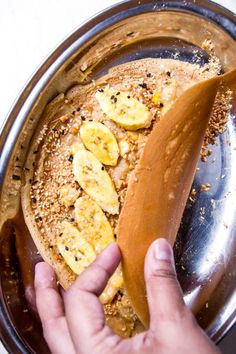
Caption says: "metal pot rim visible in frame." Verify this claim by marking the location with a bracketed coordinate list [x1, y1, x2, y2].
[0, 1, 236, 352]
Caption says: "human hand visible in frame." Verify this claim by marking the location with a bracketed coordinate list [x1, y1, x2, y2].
[35, 238, 221, 354]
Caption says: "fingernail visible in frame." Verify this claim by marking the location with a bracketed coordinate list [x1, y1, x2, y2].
[153, 238, 174, 263]
[34, 262, 55, 288]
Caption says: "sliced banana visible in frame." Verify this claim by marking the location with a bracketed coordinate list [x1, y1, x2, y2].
[128, 131, 139, 141]
[162, 79, 178, 102]
[75, 196, 114, 253]
[59, 185, 80, 207]
[100, 266, 124, 304]
[95, 86, 152, 131]
[70, 142, 86, 156]
[161, 79, 178, 116]
[80, 122, 119, 166]
[118, 140, 130, 157]
[73, 150, 119, 214]
[58, 222, 96, 275]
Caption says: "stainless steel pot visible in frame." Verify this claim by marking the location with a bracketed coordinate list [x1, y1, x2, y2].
[0, 1, 236, 353]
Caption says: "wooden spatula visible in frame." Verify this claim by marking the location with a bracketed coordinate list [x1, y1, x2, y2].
[117, 68, 236, 328]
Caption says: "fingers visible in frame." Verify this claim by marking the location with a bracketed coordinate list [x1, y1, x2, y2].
[35, 262, 64, 320]
[25, 285, 37, 312]
[35, 262, 75, 354]
[64, 243, 121, 352]
[144, 238, 188, 330]
[72, 242, 121, 296]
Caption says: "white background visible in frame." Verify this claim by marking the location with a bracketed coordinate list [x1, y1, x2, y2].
[0, 1, 235, 353]
[0, 0, 235, 122]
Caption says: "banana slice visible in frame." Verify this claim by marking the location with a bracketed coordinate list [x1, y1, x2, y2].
[128, 131, 139, 141]
[58, 220, 122, 303]
[161, 79, 178, 116]
[110, 265, 123, 289]
[59, 185, 80, 207]
[118, 140, 130, 157]
[75, 196, 114, 253]
[58, 222, 96, 275]
[100, 266, 124, 304]
[80, 122, 119, 166]
[70, 142, 86, 156]
[162, 79, 178, 102]
[95, 86, 152, 131]
[73, 150, 119, 214]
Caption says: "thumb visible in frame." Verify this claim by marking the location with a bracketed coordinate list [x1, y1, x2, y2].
[144, 238, 187, 330]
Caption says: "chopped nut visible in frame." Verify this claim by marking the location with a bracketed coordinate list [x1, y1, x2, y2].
[60, 115, 69, 123]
